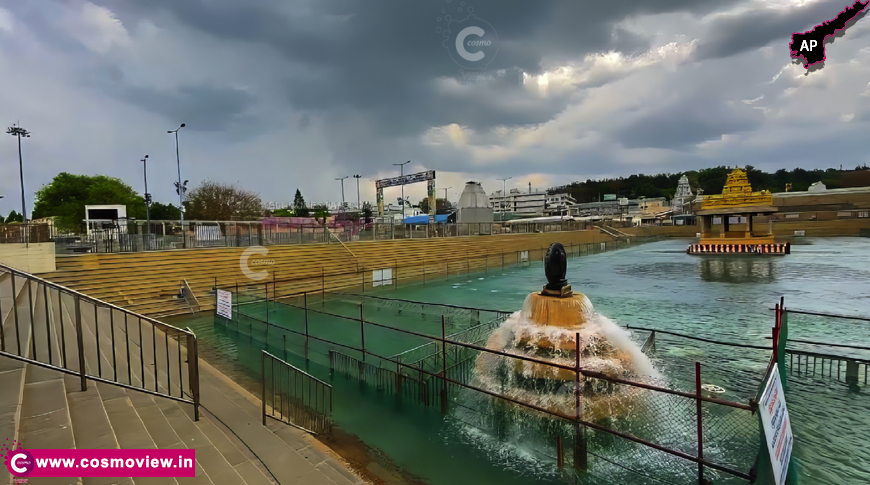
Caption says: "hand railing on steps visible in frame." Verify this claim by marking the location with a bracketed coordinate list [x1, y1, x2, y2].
[0, 262, 200, 420]
[261, 350, 332, 434]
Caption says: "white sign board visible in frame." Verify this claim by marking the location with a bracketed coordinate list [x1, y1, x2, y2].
[372, 268, 393, 287]
[216, 290, 233, 320]
[794, 230, 805, 237]
[759, 364, 793, 485]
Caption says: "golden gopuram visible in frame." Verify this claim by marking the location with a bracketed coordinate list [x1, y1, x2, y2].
[688, 168, 790, 255]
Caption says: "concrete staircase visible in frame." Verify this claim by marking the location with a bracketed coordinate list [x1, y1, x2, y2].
[596, 224, 631, 239]
[0, 268, 364, 485]
[42, 230, 614, 318]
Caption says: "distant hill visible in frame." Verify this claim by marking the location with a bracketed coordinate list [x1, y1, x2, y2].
[548, 165, 870, 203]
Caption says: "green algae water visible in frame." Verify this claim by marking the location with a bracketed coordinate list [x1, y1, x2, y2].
[167, 237, 870, 485]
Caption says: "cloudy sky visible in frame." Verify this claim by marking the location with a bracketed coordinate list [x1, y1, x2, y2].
[2, 0, 869, 216]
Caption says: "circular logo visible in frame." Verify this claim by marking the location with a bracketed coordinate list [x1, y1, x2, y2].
[6, 450, 34, 477]
[443, 15, 498, 70]
[240, 246, 270, 281]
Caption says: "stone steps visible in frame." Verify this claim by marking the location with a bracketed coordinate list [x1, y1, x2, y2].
[1, 268, 362, 485]
[0, 275, 272, 485]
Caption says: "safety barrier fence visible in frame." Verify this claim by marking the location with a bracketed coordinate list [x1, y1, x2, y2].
[50, 219, 600, 254]
[217, 287, 760, 484]
[261, 350, 332, 434]
[221, 237, 667, 311]
[0, 262, 200, 419]
[627, 316, 870, 387]
[0, 223, 52, 244]
[771, 307, 870, 386]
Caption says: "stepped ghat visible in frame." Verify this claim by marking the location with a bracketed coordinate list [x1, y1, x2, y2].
[689, 168, 790, 255]
[0, 264, 365, 485]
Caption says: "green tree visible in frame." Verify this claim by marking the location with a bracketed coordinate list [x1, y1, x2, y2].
[293, 189, 309, 217]
[32, 173, 145, 232]
[4, 210, 23, 223]
[312, 203, 330, 224]
[273, 208, 294, 217]
[362, 201, 373, 224]
[184, 180, 263, 221]
[149, 202, 181, 220]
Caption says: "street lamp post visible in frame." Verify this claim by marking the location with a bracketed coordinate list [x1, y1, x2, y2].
[140, 155, 151, 235]
[498, 177, 512, 221]
[167, 123, 186, 247]
[353, 174, 362, 210]
[441, 186, 452, 213]
[6, 124, 30, 248]
[393, 161, 410, 220]
[336, 176, 348, 210]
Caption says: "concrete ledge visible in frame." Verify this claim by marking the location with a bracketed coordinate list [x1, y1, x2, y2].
[0, 243, 56, 273]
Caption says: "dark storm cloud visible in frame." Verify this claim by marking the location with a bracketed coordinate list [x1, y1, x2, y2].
[92, 0, 744, 137]
[692, 0, 849, 61]
[121, 85, 257, 132]
[614, 96, 764, 150]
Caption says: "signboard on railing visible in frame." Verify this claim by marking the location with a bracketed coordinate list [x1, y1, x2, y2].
[216, 289, 233, 320]
[759, 363, 793, 485]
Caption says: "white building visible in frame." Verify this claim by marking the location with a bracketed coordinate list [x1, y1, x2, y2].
[457, 181, 493, 223]
[489, 188, 548, 218]
[545, 193, 577, 216]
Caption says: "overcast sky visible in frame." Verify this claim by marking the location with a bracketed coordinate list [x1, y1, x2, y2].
[2, 0, 869, 216]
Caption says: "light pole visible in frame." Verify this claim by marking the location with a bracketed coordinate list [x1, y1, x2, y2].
[498, 177, 511, 221]
[167, 123, 186, 247]
[140, 155, 151, 234]
[393, 161, 410, 220]
[441, 186, 452, 213]
[353, 174, 362, 210]
[6, 124, 30, 247]
[336, 176, 348, 210]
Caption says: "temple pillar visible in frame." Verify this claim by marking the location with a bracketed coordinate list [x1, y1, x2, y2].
[748, 213, 754, 236]
[723, 215, 730, 236]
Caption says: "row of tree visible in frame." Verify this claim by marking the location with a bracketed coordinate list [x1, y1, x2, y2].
[549, 166, 854, 203]
[24, 173, 381, 232]
[28, 173, 301, 232]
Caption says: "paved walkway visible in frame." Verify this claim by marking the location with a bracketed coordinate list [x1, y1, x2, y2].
[196, 358, 368, 485]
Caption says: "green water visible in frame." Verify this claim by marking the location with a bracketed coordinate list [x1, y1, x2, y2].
[168, 237, 870, 485]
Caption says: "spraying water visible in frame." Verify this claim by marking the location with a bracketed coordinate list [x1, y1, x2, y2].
[475, 293, 662, 420]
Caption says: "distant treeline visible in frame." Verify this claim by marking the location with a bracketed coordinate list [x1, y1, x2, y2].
[549, 166, 855, 203]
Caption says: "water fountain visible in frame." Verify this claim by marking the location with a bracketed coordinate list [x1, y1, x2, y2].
[476, 242, 659, 420]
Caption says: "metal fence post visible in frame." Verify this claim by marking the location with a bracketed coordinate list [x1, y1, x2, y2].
[441, 315, 447, 414]
[261, 351, 267, 426]
[321, 267, 325, 306]
[359, 303, 366, 362]
[10, 273, 21, 354]
[304, 292, 310, 360]
[188, 334, 200, 421]
[27, 281, 35, 359]
[75, 296, 87, 391]
[696, 362, 704, 484]
[574, 331, 587, 471]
